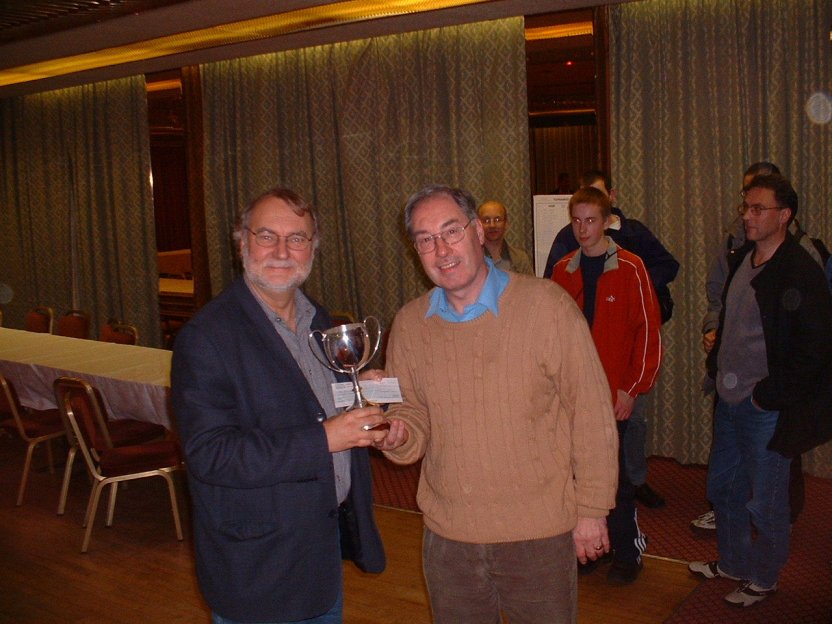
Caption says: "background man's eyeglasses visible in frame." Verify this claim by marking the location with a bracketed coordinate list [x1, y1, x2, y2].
[480, 216, 505, 225]
[737, 203, 785, 217]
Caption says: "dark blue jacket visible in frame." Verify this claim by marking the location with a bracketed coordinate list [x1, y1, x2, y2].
[171, 278, 384, 622]
[707, 234, 832, 456]
[543, 207, 680, 322]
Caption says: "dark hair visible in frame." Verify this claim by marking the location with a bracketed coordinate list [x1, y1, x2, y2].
[743, 161, 781, 179]
[568, 186, 612, 219]
[745, 174, 798, 224]
[233, 186, 319, 245]
[579, 169, 612, 193]
[404, 184, 477, 236]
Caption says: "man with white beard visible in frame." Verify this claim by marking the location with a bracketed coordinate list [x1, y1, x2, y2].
[172, 187, 392, 623]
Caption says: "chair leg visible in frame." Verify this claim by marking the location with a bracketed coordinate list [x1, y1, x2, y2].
[162, 472, 184, 541]
[81, 480, 107, 553]
[105, 482, 119, 527]
[45, 439, 55, 474]
[57, 446, 77, 515]
[16, 442, 37, 506]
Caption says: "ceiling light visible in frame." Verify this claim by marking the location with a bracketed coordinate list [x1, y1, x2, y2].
[525, 21, 592, 41]
[0, 0, 488, 88]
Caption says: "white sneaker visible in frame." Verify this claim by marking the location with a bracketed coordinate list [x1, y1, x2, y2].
[688, 560, 743, 581]
[690, 510, 716, 531]
[724, 581, 777, 607]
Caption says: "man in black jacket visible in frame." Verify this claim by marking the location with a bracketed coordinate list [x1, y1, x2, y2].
[689, 174, 832, 607]
[172, 187, 392, 623]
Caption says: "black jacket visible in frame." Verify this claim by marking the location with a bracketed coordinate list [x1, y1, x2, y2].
[707, 233, 832, 456]
[172, 278, 384, 622]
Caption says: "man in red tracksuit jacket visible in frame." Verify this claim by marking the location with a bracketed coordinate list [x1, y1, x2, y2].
[551, 185, 662, 586]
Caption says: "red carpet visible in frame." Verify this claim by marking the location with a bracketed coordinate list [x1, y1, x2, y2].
[371, 453, 832, 623]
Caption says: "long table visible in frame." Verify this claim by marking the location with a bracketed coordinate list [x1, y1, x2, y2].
[0, 327, 173, 428]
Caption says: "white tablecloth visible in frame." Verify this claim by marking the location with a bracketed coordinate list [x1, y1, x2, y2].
[0, 327, 173, 428]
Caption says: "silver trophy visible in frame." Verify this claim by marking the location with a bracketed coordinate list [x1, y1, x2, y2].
[309, 316, 382, 410]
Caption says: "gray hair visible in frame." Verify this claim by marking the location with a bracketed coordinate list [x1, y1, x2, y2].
[233, 186, 320, 248]
[404, 184, 478, 236]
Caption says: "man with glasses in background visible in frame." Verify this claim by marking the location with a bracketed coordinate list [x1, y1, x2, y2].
[172, 187, 391, 624]
[693, 161, 825, 533]
[477, 199, 534, 275]
[380, 184, 618, 623]
[689, 174, 832, 607]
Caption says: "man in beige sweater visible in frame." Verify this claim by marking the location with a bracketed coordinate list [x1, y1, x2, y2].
[379, 184, 618, 623]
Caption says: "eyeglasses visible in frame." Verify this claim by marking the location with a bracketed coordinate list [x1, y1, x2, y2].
[479, 216, 505, 225]
[412, 218, 475, 254]
[737, 202, 785, 217]
[246, 228, 314, 251]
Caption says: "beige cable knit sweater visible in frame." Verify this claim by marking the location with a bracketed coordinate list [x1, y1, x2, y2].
[384, 273, 618, 544]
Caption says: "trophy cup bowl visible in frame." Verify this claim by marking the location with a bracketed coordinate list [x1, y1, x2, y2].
[309, 316, 382, 410]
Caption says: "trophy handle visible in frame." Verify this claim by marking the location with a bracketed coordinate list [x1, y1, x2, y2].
[361, 316, 383, 363]
[308, 330, 350, 374]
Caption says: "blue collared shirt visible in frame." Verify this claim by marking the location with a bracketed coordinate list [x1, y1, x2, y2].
[426, 257, 509, 322]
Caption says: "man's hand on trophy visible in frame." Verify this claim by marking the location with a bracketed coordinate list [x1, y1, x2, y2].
[323, 405, 388, 452]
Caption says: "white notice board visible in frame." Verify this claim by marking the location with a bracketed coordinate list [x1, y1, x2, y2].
[532, 194, 571, 277]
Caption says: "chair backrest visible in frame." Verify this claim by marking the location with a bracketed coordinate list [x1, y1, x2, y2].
[58, 393, 102, 480]
[53, 377, 114, 460]
[0, 374, 26, 436]
[99, 321, 139, 345]
[57, 309, 90, 339]
[24, 306, 54, 333]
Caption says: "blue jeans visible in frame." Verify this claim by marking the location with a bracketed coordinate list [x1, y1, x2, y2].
[707, 396, 791, 588]
[211, 590, 343, 624]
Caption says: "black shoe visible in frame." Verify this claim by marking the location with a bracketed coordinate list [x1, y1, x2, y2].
[634, 483, 666, 508]
[606, 560, 643, 585]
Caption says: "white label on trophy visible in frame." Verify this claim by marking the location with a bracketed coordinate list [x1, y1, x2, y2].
[331, 378, 403, 408]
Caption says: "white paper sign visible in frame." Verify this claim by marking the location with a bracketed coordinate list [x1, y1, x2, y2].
[532, 194, 571, 277]
[331, 377, 403, 408]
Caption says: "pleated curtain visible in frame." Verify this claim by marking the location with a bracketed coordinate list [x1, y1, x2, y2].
[200, 17, 531, 331]
[609, 0, 832, 476]
[0, 76, 160, 346]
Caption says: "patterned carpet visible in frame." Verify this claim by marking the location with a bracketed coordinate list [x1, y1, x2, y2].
[370, 453, 832, 623]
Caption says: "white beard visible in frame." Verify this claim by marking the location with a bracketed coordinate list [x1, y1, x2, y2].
[242, 245, 314, 293]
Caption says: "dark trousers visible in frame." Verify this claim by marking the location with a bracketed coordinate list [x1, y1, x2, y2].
[789, 454, 805, 523]
[607, 420, 645, 565]
[422, 528, 577, 624]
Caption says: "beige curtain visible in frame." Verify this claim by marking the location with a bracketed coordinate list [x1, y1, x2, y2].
[0, 77, 160, 346]
[200, 18, 531, 331]
[610, 0, 832, 476]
